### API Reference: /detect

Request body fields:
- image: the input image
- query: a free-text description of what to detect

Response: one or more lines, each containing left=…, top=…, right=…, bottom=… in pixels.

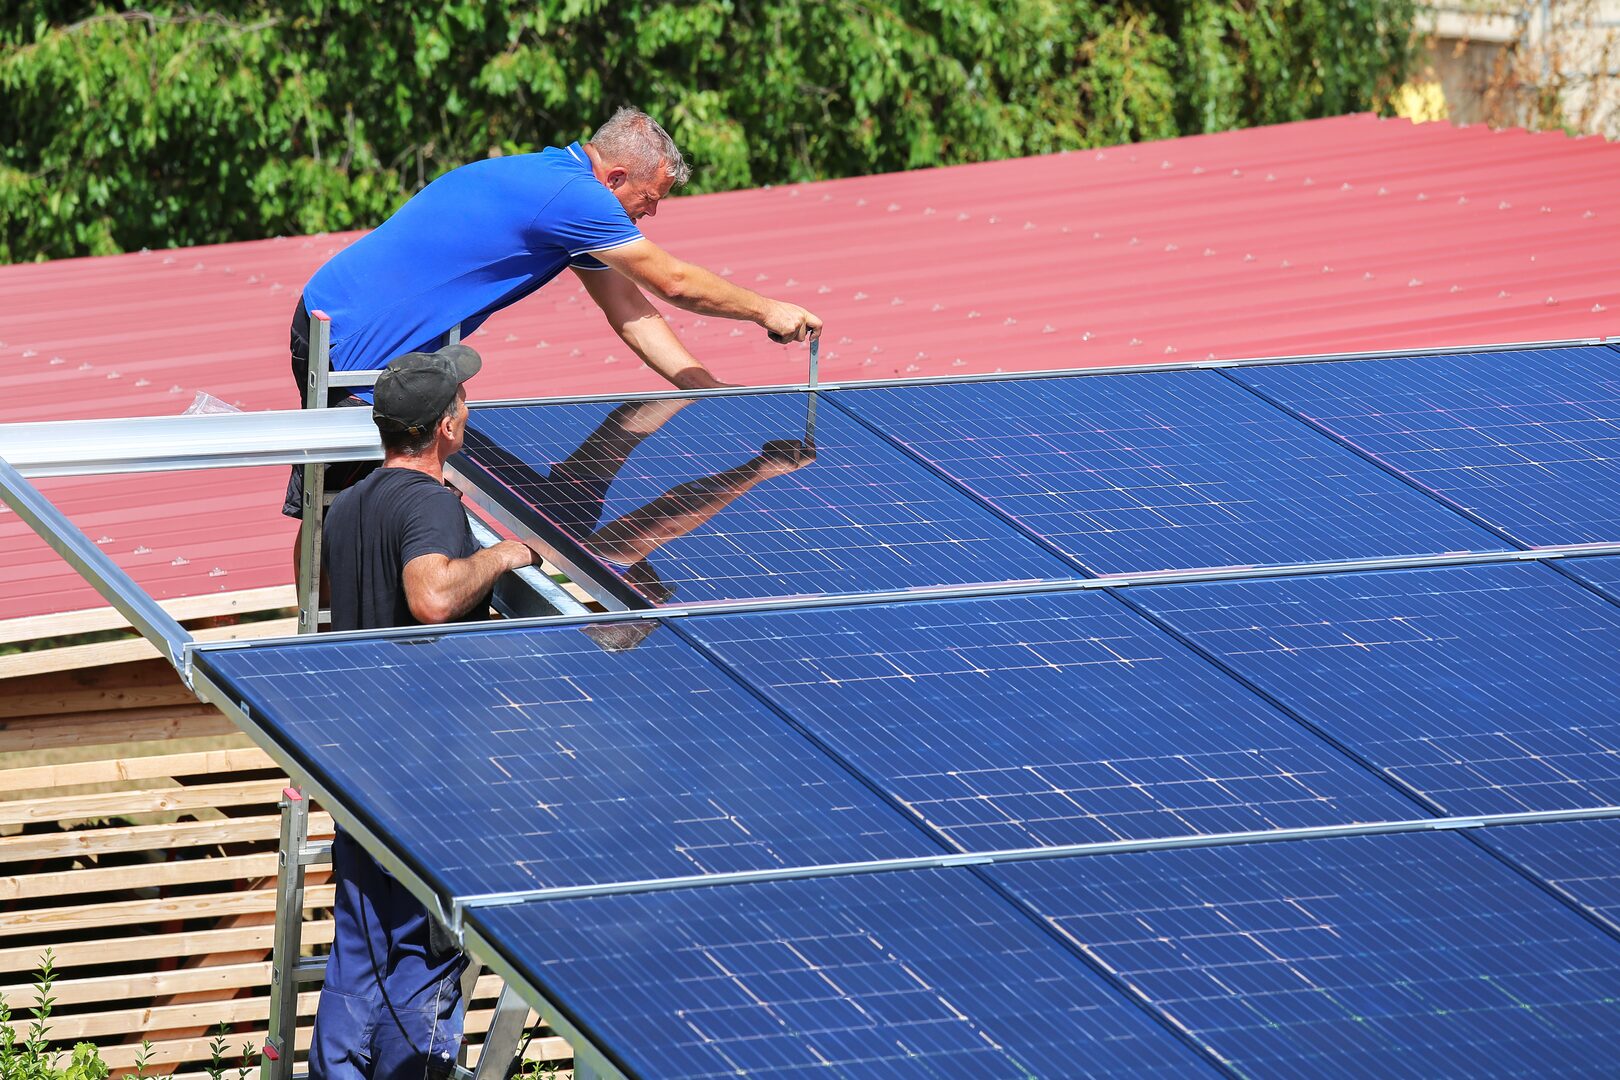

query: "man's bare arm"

left=402, top=541, right=534, bottom=624
left=591, top=239, right=821, bottom=342
left=573, top=268, right=728, bottom=389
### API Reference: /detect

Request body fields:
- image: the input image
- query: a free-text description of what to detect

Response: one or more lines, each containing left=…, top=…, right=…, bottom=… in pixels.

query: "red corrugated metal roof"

left=2, top=113, right=1616, bottom=622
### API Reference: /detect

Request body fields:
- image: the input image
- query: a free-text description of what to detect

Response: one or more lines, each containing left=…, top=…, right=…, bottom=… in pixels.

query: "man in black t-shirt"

left=312, top=345, right=534, bottom=1079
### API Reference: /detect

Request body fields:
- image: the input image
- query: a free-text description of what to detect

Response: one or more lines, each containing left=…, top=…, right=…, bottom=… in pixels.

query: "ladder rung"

left=293, top=956, right=327, bottom=984
left=298, top=839, right=333, bottom=866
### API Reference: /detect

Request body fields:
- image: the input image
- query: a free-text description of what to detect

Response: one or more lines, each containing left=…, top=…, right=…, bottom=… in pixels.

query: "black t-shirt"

left=322, top=467, right=486, bottom=632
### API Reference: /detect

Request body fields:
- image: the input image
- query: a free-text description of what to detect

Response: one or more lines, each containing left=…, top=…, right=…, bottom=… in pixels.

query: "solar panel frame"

left=832, top=370, right=1509, bottom=576
left=1129, top=560, right=1620, bottom=816
left=677, top=589, right=1425, bottom=853
left=1231, top=345, right=1620, bottom=549
left=989, top=830, right=1620, bottom=1079
left=455, top=393, right=1081, bottom=607
left=465, top=866, right=1226, bottom=1079
left=188, top=622, right=950, bottom=901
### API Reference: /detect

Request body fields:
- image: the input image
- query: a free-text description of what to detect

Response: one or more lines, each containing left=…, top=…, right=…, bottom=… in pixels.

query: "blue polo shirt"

left=303, top=143, right=641, bottom=399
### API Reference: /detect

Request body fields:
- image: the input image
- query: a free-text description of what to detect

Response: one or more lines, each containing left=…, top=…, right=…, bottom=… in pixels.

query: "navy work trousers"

left=309, top=831, right=467, bottom=1079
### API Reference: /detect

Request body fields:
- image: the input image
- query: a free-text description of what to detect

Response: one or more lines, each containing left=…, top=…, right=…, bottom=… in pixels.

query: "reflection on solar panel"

left=193, top=626, right=939, bottom=897
left=1236, top=346, right=1620, bottom=547
left=837, top=371, right=1505, bottom=574
left=991, top=831, right=1620, bottom=1079
left=1132, top=562, right=1620, bottom=814
left=461, top=393, right=1076, bottom=605
left=1563, top=553, right=1620, bottom=602
left=469, top=868, right=1216, bottom=1078
left=683, top=591, right=1418, bottom=850
left=1478, top=818, right=1620, bottom=932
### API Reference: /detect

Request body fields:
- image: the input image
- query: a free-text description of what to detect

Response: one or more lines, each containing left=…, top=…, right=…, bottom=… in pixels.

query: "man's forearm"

left=652, top=261, right=771, bottom=322
left=616, top=311, right=727, bottom=389
left=407, top=544, right=527, bottom=623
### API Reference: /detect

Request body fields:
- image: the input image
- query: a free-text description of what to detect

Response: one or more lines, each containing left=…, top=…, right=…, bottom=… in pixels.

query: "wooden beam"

left=2, top=852, right=281, bottom=901
left=34, top=977, right=511, bottom=1042
left=0, top=812, right=333, bottom=863
left=1, top=960, right=271, bottom=1009
left=0, top=705, right=232, bottom=754
left=0, top=747, right=274, bottom=793
left=0, top=617, right=297, bottom=680
left=0, top=586, right=295, bottom=648
left=0, top=919, right=335, bottom=975
left=0, top=675, right=199, bottom=721
left=0, top=884, right=335, bottom=935
left=0, top=779, right=287, bottom=827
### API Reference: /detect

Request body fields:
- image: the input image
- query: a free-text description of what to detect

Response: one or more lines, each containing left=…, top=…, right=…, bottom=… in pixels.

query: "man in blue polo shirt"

left=283, top=106, right=821, bottom=518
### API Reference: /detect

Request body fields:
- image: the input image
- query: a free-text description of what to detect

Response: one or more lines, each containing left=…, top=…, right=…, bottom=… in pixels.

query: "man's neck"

left=382, top=451, right=445, bottom=483
left=581, top=142, right=610, bottom=185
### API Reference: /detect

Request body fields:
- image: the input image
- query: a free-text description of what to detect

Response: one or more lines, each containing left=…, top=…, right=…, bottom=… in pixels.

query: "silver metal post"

left=0, top=454, right=192, bottom=671
left=472, top=985, right=529, bottom=1080
left=464, top=512, right=586, bottom=617
left=297, top=311, right=333, bottom=636
left=263, top=786, right=311, bottom=1080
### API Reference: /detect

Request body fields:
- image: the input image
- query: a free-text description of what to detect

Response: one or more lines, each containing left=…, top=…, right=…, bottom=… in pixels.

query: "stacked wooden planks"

left=0, top=593, right=570, bottom=1077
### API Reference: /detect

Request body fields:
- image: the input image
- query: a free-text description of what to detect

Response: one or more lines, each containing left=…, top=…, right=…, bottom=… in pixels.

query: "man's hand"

left=669, top=367, right=736, bottom=391
left=494, top=539, right=538, bottom=571
left=754, top=439, right=817, bottom=478
left=763, top=301, right=822, bottom=343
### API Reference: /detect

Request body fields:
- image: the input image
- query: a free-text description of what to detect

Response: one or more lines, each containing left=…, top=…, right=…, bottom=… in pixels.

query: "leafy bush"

left=0, top=1, right=1416, bottom=263
left=0, top=951, right=109, bottom=1080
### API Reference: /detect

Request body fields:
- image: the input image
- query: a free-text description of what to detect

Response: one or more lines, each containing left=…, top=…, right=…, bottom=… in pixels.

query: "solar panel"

left=836, top=371, right=1505, bottom=574
left=193, top=624, right=940, bottom=898
left=990, top=831, right=1620, bottom=1078
left=1562, top=553, right=1620, bottom=602
left=1131, top=561, right=1620, bottom=814
left=681, top=590, right=1419, bottom=851
left=1236, top=346, right=1620, bottom=547
left=459, top=393, right=1077, bottom=605
left=1477, top=818, right=1620, bottom=932
left=468, top=867, right=1216, bottom=1078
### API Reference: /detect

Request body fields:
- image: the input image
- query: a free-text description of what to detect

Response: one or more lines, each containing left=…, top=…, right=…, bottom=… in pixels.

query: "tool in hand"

left=805, top=335, right=820, bottom=448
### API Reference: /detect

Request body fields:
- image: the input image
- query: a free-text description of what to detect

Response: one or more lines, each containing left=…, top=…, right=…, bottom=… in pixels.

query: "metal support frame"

left=296, top=311, right=334, bottom=637
left=263, top=787, right=332, bottom=1080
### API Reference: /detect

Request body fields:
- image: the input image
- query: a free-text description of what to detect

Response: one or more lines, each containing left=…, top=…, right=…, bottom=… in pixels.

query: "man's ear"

left=604, top=165, right=628, bottom=190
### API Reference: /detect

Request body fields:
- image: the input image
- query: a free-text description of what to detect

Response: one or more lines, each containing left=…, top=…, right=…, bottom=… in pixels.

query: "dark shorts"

left=281, top=298, right=381, bottom=518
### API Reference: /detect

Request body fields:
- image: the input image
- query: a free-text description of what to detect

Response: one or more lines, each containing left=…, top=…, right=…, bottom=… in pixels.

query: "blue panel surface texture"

left=837, top=370, right=1504, bottom=574
left=194, top=626, right=938, bottom=898
left=1237, top=346, right=1620, bottom=547
left=462, top=393, right=1076, bottom=604
left=1132, top=562, right=1620, bottom=814
left=683, top=591, right=1418, bottom=851
left=1562, top=553, right=1620, bottom=601
left=992, top=831, right=1620, bottom=1078
left=1479, top=818, right=1620, bottom=930
left=471, top=868, right=1215, bottom=1078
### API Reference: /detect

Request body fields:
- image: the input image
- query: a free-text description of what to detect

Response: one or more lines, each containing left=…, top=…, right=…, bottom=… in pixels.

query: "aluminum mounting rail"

left=0, top=408, right=381, bottom=478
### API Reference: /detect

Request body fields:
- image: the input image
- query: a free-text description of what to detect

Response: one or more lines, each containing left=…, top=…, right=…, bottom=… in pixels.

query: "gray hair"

left=588, top=107, right=691, bottom=186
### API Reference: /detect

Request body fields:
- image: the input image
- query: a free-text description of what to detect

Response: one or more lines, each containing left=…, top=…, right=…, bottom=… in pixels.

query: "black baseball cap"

left=372, top=344, right=482, bottom=434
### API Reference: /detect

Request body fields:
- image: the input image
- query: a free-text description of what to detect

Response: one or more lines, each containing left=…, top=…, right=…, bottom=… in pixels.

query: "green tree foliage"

left=0, top=1, right=1415, bottom=263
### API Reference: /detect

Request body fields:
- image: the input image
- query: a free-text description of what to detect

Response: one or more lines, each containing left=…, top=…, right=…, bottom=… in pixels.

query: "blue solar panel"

left=469, top=868, right=1216, bottom=1078
left=682, top=591, right=1418, bottom=851
left=1562, top=553, right=1620, bottom=602
left=991, top=831, right=1620, bottom=1078
left=460, top=393, right=1076, bottom=604
left=1131, top=562, right=1620, bottom=814
left=1236, top=346, right=1620, bottom=547
left=1478, top=818, right=1620, bottom=932
left=193, top=625, right=939, bottom=898
left=836, top=371, right=1505, bottom=574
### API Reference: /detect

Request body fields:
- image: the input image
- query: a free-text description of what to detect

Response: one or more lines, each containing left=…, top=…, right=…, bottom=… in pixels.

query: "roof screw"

left=1003, top=317, right=1017, bottom=326
left=1595, top=304, right=1608, bottom=313
left=987, top=215, right=1000, bottom=224
left=1164, top=345, right=1177, bottom=355
left=1244, top=253, right=1255, bottom=262
left=1042, top=324, right=1057, bottom=334
left=887, top=203, right=901, bottom=212
left=890, top=297, right=904, bottom=306
left=1545, top=297, right=1559, bottom=306
left=1081, top=331, right=1094, bottom=341
left=1408, top=278, right=1423, bottom=287
left=818, top=285, right=832, bottom=294
left=931, top=303, right=945, bottom=312
left=967, top=310, right=981, bottom=319
left=1450, top=285, right=1462, bottom=293
left=1128, top=337, right=1143, bottom=346
left=208, top=567, right=228, bottom=577
left=1540, top=206, right=1552, bottom=213
left=1499, top=201, right=1511, bottom=210
left=852, top=291, right=868, bottom=301
left=1322, top=265, right=1334, bottom=273
left=1203, top=248, right=1216, bottom=257
left=1165, top=243, right=1179, bottom=252
left=1498, top=290, right=1511, bottom=298
left=924, top=207, right=936, bottom=215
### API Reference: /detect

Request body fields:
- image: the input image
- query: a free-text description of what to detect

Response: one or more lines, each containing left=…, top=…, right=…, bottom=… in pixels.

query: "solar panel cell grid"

left=991, top=831, right=1620, bottom=1078
left=470, top=867, right=1217, bottom=1078
left=1236, top=346, right=1620, bottom=547
left=1132, top=561, right=1620, bottom=815
left=193, top=626, right=939, bottom=898
left=1478, top=818, right=1620, bottom=933
left=461, top=393, right=1077, bottom=605
left=836, top=370, right=1505, bottom=574
left=682, top=590, right=1418, bottom=852
left=1562, top=553, right=1620, bottom=603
